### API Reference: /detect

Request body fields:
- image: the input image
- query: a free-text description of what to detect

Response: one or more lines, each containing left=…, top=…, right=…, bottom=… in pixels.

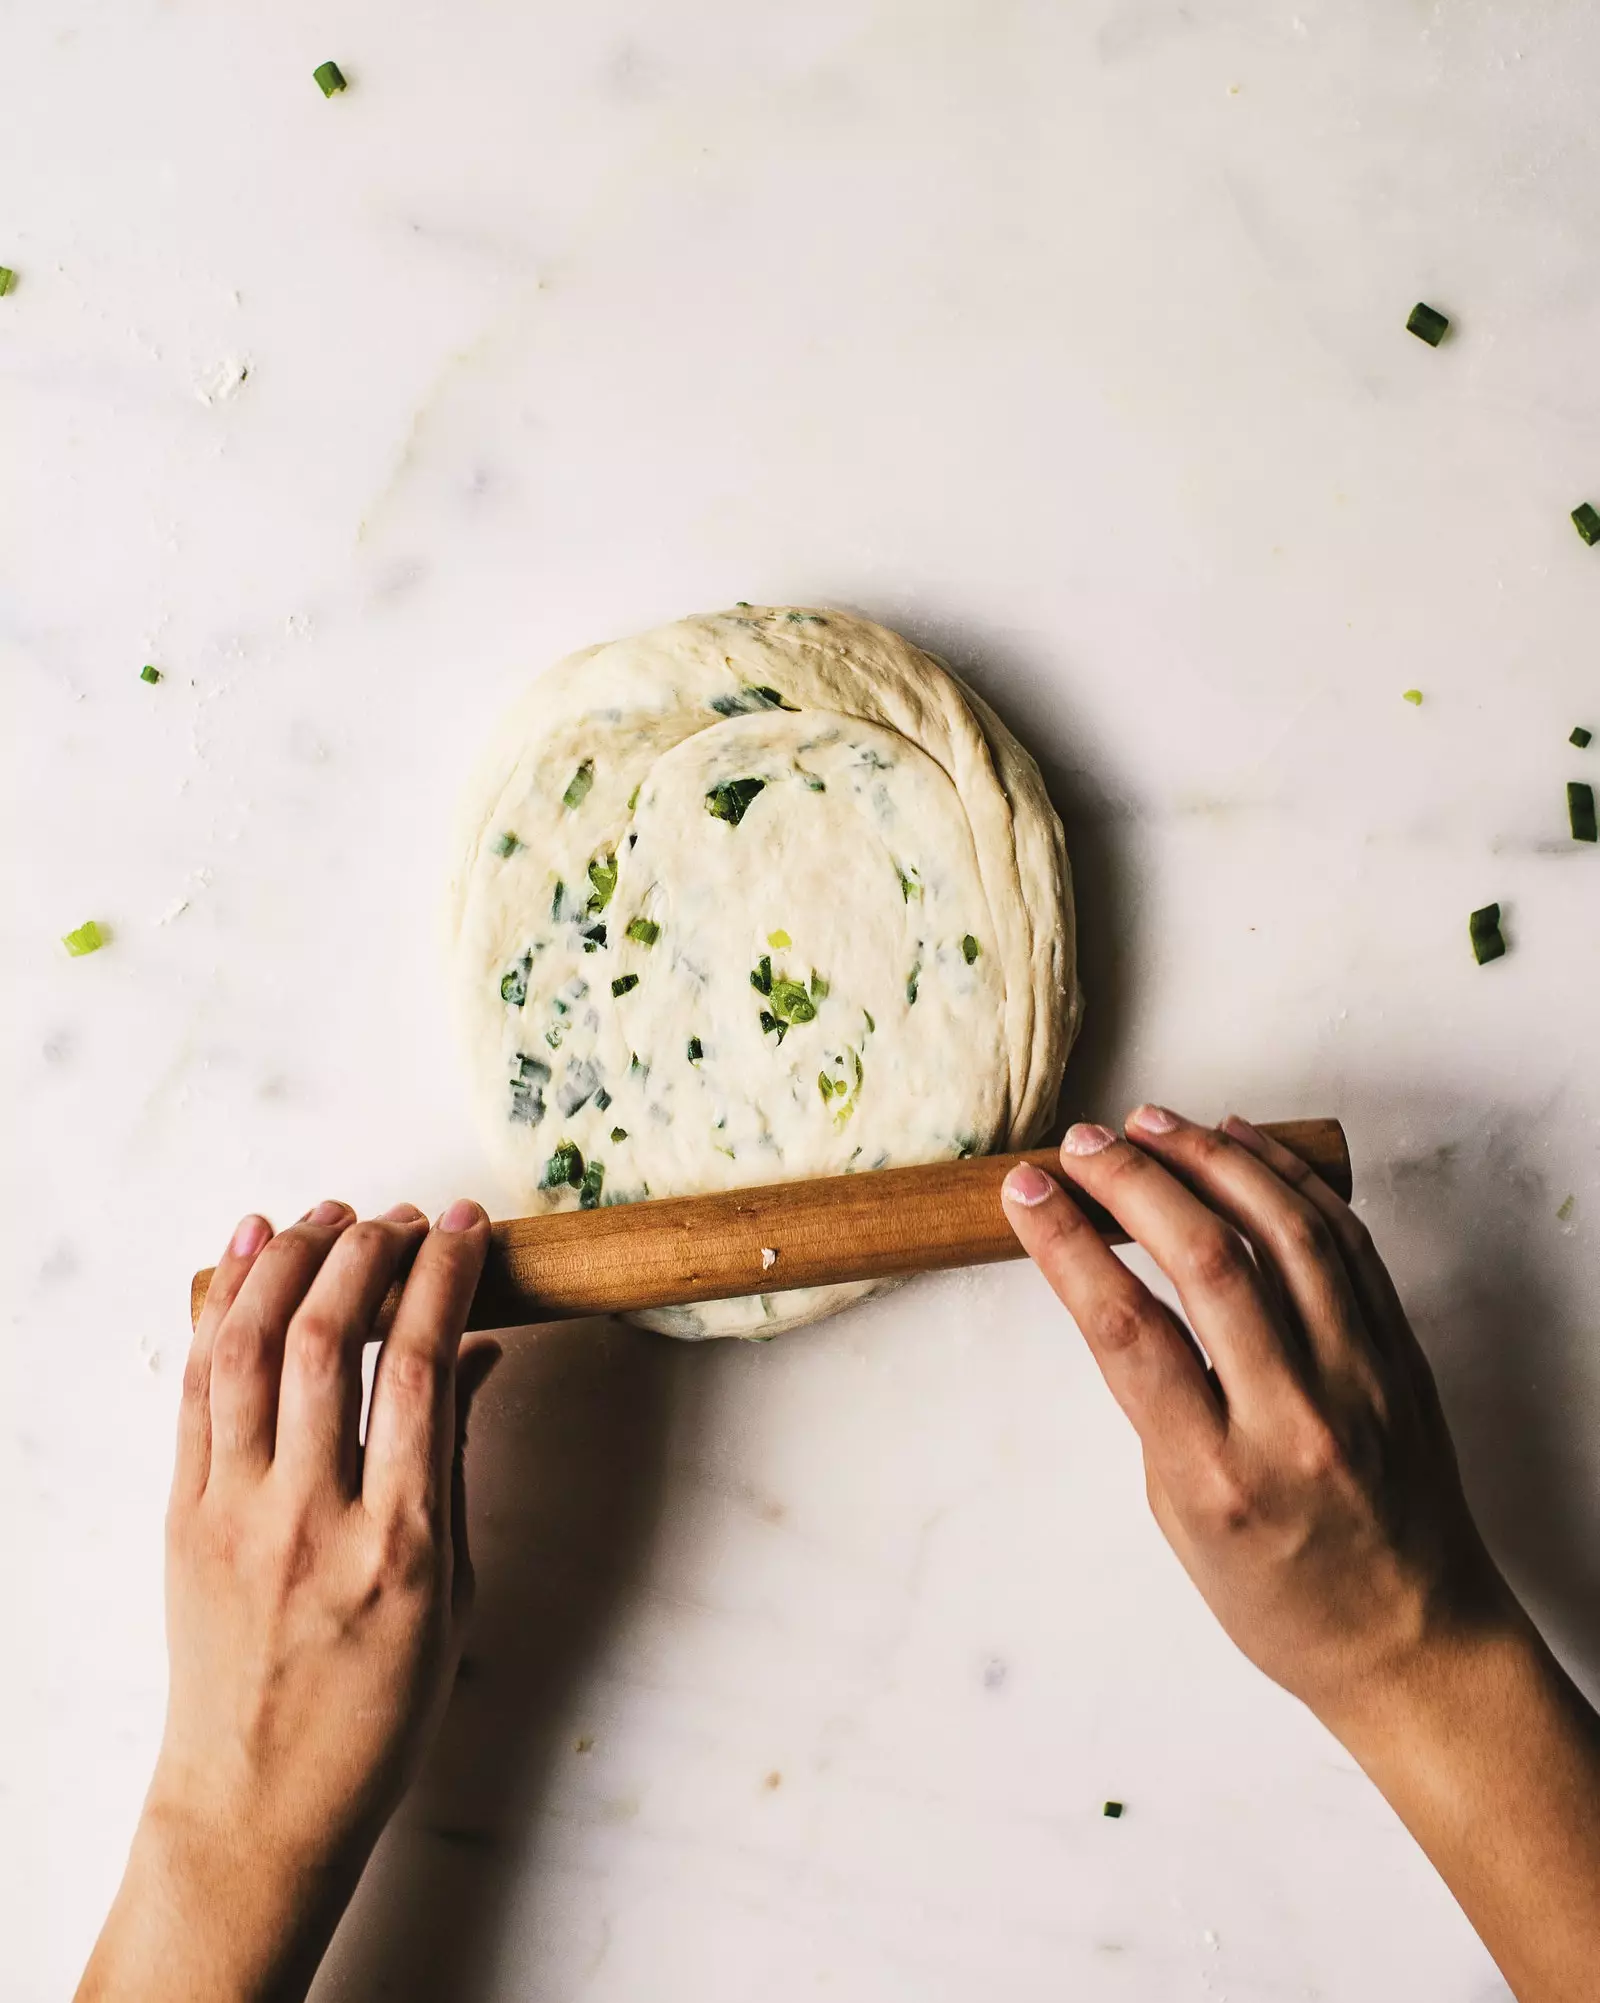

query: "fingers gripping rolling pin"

left=190, top=1119, right=1349, bottom=1335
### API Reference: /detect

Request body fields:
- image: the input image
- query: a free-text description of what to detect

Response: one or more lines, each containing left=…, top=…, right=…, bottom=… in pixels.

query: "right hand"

left=1001, top=1106, right=1507, bottom=1723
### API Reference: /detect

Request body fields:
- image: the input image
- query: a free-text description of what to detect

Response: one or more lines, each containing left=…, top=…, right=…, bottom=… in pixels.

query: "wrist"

left=80, top=1794, right=346, bottom=2003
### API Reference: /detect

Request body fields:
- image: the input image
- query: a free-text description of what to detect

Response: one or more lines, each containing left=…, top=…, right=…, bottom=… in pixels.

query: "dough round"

left=449, top=606, right=1079, bottom=1338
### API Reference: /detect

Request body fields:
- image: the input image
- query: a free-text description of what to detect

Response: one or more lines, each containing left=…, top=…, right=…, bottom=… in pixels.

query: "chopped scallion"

left=578, top=1158, right=605, bottom=1210
left=758, top=1011, right=785, bottom=1043
left=139, top=664, right=162, bottom=685
left=594, top=1087, right=611, bottom=1111
left=313, top=60, right=348, bottom=96
left=1572, top=726, right=1593, bottom=749
left=611, top=1125, right=628, bottom=1143
left=612, top=973, right=639, bottom=996
left=563, top=759, right=595, bottom=810
left=1405, top=303, right=1448, bottom=346
left=1402, top=689, right=1423, bottom=706
left=767, top=929, right=791, bottom=948
left=770, top=978, right=816, bottom=1025
left=580, top=922, right=606, bottom=952
left=540, top=1140, right=584, bottom=1190
left=586, top=853, right=617, bottom=911
left=705, top=776, right=766, bottom=825
left=1468, top=903, right=1505, bottom=965
left=62, top=920, right=104, bottom=957
left=687, top=1036, right=703, bottom=1063
left=808, top=969, right=829, bottom=1000
left=961, top=934, right=981, bottom=963
left=500, top=965, right=528, bottom=1006
left=1102, top=1801, right=1124, bottom=1820
left=625, top=917, right=659, bottom=945
left=906, top=963, right=920, bottom=1006
left=493, top=831, right=521, bottom=858
left=0, top=267, right=16, bottom=297
left=1573, top=503, right=1600, bottom=547
left=750, top=955, right=772, bottom=996
left=1569, top=781, right=1598, bottom=843
left=627, top=783, right=641, bottom=811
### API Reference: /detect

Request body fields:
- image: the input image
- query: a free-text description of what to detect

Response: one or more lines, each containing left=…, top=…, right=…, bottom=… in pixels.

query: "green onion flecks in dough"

left=705, top=777, right=766, bottom=825
left=452, top=604, right=1079, bottom=1340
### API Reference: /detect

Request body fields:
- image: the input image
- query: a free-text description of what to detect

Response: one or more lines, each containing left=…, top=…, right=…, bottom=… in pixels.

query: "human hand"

left=1001, top=1108, right=1502, bottom=1730
left=1003, top=1110, right=1600, bottom=2003
left=79, top=1197, right=496, bottom=2003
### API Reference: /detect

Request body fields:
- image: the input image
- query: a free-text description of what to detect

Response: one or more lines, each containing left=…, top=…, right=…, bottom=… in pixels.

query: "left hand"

left=78, top=1196, right=496, bottom=2003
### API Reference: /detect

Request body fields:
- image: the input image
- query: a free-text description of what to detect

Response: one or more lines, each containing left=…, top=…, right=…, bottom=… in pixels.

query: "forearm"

left=1326, top=1613, right=1600, bottom=2003
left=76, top=1802, right=356, bottom=2003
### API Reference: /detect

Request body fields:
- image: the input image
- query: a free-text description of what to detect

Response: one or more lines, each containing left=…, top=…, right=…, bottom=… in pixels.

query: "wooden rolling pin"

left=190, top=1118, right=1348, bottom=1335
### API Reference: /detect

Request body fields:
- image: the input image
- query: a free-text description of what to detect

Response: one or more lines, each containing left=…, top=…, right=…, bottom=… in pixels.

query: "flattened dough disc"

left=450, top=605, right=1079, bottom=1338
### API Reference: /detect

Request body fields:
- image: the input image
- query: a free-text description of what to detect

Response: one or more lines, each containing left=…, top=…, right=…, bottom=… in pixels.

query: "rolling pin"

left=190, top=1117, right=1349, bottom=1335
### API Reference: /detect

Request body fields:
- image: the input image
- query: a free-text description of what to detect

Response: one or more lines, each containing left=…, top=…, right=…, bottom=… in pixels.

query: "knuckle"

left=1286, top=1420, right=1342, bottom=1484
left=343, top=1220, right=392, bottom=1263
left=212, top=1312, right=267, bottom=1379
left=289, top=1309, right=346, bottom=1380
left=1182, top=1226, right=1249, bottom=1292
left=1198, top=1465, right=1256, bottom=1533
left=1279, top=1202, right=1336, bottom=1267
left=372, top=1505, right=443, bottom=1595
left=387, top=1343, right=450, bottom=1404
left=1094, top=1292, right=1154, bottom=1354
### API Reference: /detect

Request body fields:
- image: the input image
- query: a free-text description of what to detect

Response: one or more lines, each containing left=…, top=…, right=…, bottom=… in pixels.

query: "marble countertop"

left=6, top=4, right=1598, bottom=1998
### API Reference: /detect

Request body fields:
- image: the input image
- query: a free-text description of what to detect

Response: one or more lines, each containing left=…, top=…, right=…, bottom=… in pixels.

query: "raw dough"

left=449, top=606, right=1079, bottom=1337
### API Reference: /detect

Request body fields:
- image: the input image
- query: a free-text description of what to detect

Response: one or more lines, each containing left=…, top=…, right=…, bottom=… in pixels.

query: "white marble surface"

left=6, top=3, right=1599, bottom=1997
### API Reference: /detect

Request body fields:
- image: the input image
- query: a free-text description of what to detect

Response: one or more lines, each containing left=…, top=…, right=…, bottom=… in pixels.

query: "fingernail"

left=382, top=1202, right=426, bottom=1223
left=438, top=1198, right=482, bottom=1233
left=1128, top=1104, right=1180, bottom=1135
left=305, top=1199, right=349, bottom=1226
left=1223, top=1114, right=1263, bottom=1142
left=1062, top=1123, right=1116, bottom=1156
left=230, top=1214, right=271, bottom=1257
left=1002, top=1162, right=1056, bottom=1207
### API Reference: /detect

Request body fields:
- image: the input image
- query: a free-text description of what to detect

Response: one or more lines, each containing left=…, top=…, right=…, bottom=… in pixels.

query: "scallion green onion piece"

left=0, top=267, right=16, bottom=297
left=611, top=1125, right=628, bottom=1143
left=1468, top=903, right=1505, bottom=965
left=586, top=852, right=617, bottom=911
left=140, top=664, right=162, bottom=685
left=627, top=783, right=641, bottom=811
left=539, top=1140, right=584, bottom=1190
left=750, top=955, right=772, bottom=996
left=612, top=973, right=639, bottom=996
left=1569, top=781, right=1598, bottom=842
left=906, top=963, right=920, bottom=1005
left=563, top=759, right=595, bottom=809
left=500, top=966, right=528, bottom=1006
left=705, top=776, right=766, bottom=825
left=1572, top=726, right=1593, bottom=748
left=625, top=917, right=659, bottom=945
left=687, top=1036, right=704, bottom=1063
left=313, top=60, right=348, bottom=96
left=1573, top=503, right=1600, bottom=546
left=770, top=978, right=816, bottom=1024
left=578, top=1158, right=605, bottom=1209
left=493, top=831, right=521, bottom=858
left=961, top=934, right=981, bottom=963
left=1557, top=1193, right=1575, bottom=1222
left=62, top=919, right=104, bottom=957
left=817, top=1072, right=834, bottom=1102
left=767, top=928, right=791, bottom=948
left=1405, top=303, right=1448, bottom=346
left=1402, top=688, right=1422, bottom=706
left=1102, top=1801, right=1124, bottom=1819
left=759, top=1011, right=785, bottom=1043
left=808, top=969, right=829, bottom=1000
